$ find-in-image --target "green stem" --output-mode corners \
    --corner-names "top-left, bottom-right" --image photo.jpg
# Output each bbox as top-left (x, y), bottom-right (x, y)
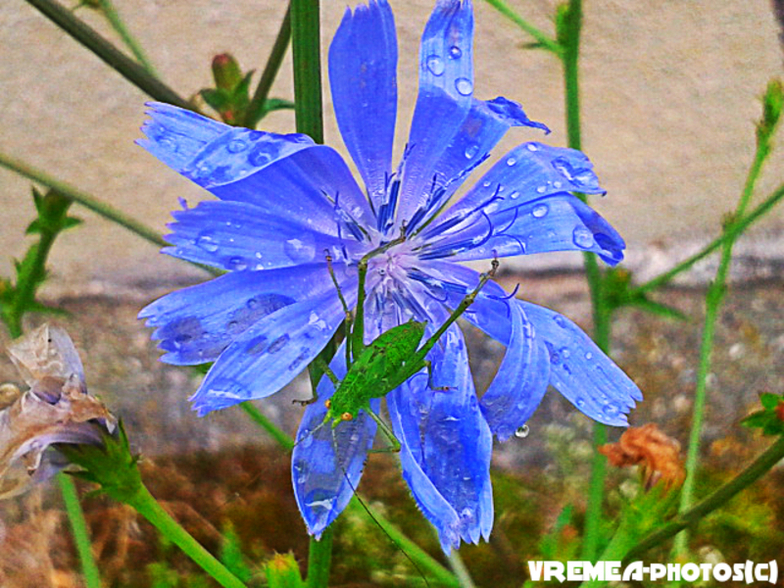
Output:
top-left (245, 4), bottom-right (292, 129)
top-left (673, 105), bottom-right (776, 556)
top-left (95, 0), bottom-right (158, 76)
top-left (126, 484), bottom-right (247, 588)
top-left (25, 0), bottom-right (190, 109)
top-left (631, 183), bottom-right (784, 296)
top-left (290, 0), bottom-right (323, 143)
top-left (0, 151), bottom-right (223, 276)
top-left (1, 151), bottom-right (164, 247)
top-left (305, 528), bottom-right (333, 588)
top-left (447, 550), bottom-right (476, 588)
top-left (557, 0), bottom-right (611, 562)
top-left (240, 402), bottom-right (294, 450)
top-left (628, 435), bottom-right (784, 561)
top-left (59, 473), bottom-right (103, 588)
top-left (481, 0), bottom-right (563, 55)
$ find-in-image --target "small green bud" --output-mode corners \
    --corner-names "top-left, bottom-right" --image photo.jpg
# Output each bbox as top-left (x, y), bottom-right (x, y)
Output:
top-left (264, 552), bottom-right (305, 588)
top-left (211, 53), bottom-right (244, 91)
top-left (758, 79), bottom-right (783, 145)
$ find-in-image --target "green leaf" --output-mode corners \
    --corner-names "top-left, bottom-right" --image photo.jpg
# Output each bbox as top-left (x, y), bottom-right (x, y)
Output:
top-left (760, 393), bottom-right (781, 410)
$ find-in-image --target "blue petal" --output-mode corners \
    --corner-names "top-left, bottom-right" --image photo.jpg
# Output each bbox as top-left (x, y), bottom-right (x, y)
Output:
top-left (386, 309), bottom-right (493, 552)
top-left (519, 301), bottom-right (642, 426)
top-left (292, 345), bottom-right (379, 538)
top-left (428, 141), bottom-right (606, 234)
top-left (479, 302), bottom-right (550, 442)
top-left (403, 97), bottom-right (550, 233)
top-left (164, 200), bottom-right (363, 271)
top-left (139, 104), bottom-right (374, 235)
top-left (139, 267), bottom-right (338, 364)
top-left (395, 0), bottom-right (474, 229)
top-left (138, 103), bottom-right (314, 188)
top-left (329, 0), bottom-right (397, 207)
top-left (191, 287), bottom-right (353, 415)
top-left (430, 193), bottom-right (625, 265)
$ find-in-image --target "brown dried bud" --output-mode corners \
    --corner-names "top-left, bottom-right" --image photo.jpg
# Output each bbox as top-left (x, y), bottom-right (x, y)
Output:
top-left (599, 423), bottom-right (685, 491)
top-left (0, 325), bottom-right (115, 499)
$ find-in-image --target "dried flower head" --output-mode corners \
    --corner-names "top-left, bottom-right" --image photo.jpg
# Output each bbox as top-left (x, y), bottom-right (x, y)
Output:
top-left (0, 324), bottom-right (115, 499)
top-left (600, 423), bottom-right (685, 490)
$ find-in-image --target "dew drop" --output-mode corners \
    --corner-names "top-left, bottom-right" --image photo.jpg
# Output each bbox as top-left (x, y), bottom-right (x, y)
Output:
top-left (196, 232), bottom-right (219, 252)
top-left (514, 424), bottom-right (530, 438)
top-left (248, 144), bottom-right (273, 166)
top-left (560, 347), bottom-right (571, 359)
top-left (247, 298), bottom-right (259, 310)
top-left (158, 136), bottom-right (175, 150)
top-left (455, 77), bottom-right (473, 96)
top-left (227, 139), bottom-right (248, 153)
top-left (267, 334), bottom-right (289, 354)
top-left (284, 236), bottom-right (316, 263)
top-left (449, 45), bottom-right (462, 59)
top-left (576, 397), bottom-right (586, 408)
top-left (554, 316), bottom-right (567, 329)
top-left (509, 190), bottom-right (521, 200)
top-left (227, 320), bottom-right (240, 333)
top-left (195, 162), bottom-right (213, 178)
top-left (482, 180), bottom-right (492, 188)
top-left (572, 227), bottom-right (594, 249)
top-left (553, 181), bottom-right (562, 189)
top-left (584, 351), bottom-right (593, 360)
top-left (464, 142), bottom-right (479, 159)
top-left (536, 185), bottom-right (547, 194)
top-left (506, 157), bottom-right (518, 167)
top-left (526, 143), bottom-right (539, 152)
top-left (603, 403), bottom-right (619, 417)
top-left (255, 251), bottom-right (263, 259)
top-left (532, 204), bottom-right (549, 218)
top-left (426, 54), bottom-right (445, 76)
top-left (226, 256), bottom-right (248, 271)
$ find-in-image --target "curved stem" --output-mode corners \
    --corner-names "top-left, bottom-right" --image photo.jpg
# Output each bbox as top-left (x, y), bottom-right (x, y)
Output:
top-left (627, 435), bottom-right (784, 561)
top-left (673, 100), bottom-right (778, 556)
top-left (240, 402), bottom-right (294, 450)
top-left (59, 474), bottom-right (103, 588)
top-left (24, 0), bottom-right (190, 109)
top-left (245, 4), bottom-right (292, 128)
top-left (632, 184), bottom-right (784, 296)
top-left (96, 0), bottom-right (158, 76)
top-left (126, 484), bottom-right (247, 588)
top-left (482, 0), bottom-right (563, 55)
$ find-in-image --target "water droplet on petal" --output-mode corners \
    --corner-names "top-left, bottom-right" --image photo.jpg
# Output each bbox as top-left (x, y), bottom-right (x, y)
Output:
top-left (514, 424), bottom-right (530, 438)
top-left (426, 54), bottom-right (445, 76)
top-left (267, 334), bottom-right (289, 354)
top-left (464, 143), bottom-right (479, 159)
top-left (584, 351), bottom-right (593, 360)
top-left (227, 139), bottom-right (247, 153)
top-left (158, 135), bottom-right (176, 150)
top-left (526, 143), bottom-right (539, 152)
top-left (553, 181), bottom-right (562, 189)
top-left (509, 190), bottom-right (521, 200)
top-left (196, 232), bottom-right (219, 252)
top-left (247, 298), bottom-right (258, 310)
top-left (284, 236), bottom-right (316, 263)
top-left (560, 347), bottom-right (571, 359)
top-left (603, 403), bottom-right (619, 418)
top-left (532, 204), bottom-right (549, 218)
top-left (449, 45), bottom-right (462, 59)
top-left (226, 256), bottom-right (248, 271)
top-left (455, 77), bottom-right (473, 96)
top-left (506, 157), bottom-right (517, 166)
top-left (536, 185), bottom-right (547, 194)
top-left (572, 227), bottom-right (594, 249)
top-left (576, 397), bottom-right (586, 408)
top-left (554, 316), bottom-right (567, 329)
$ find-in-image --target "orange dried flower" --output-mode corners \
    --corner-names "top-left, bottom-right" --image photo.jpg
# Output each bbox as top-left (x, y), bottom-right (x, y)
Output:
top-left (599, 424), bottom-right (685, 490)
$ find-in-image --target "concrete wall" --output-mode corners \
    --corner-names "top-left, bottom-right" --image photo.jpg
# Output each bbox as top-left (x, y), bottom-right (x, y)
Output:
top-left (1, 0), bottom-right (782, 292)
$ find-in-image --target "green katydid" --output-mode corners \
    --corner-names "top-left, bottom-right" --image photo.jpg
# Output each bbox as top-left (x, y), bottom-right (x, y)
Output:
top-left (303, 235), bottom-right (499, 450)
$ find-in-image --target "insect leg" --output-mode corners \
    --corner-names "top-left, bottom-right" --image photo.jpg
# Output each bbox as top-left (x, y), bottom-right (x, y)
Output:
top-left (365, 409), bottom-right (401, 453)
top-left (325, 249), bottom-right (355, 367)
top-left (293, 356), bottom-right (341, 406)
top-left (411, 259), bottom-right (499, 366)
top-left (424, 359), bottom-right (451, 392)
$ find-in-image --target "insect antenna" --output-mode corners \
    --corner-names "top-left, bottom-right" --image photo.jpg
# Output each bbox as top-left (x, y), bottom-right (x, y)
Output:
top-left (330, 424), bottom-right (432, 588)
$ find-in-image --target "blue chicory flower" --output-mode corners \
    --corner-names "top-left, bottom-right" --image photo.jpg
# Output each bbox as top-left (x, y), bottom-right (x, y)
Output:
top-left (137, 0), bottom-right (641, 552)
